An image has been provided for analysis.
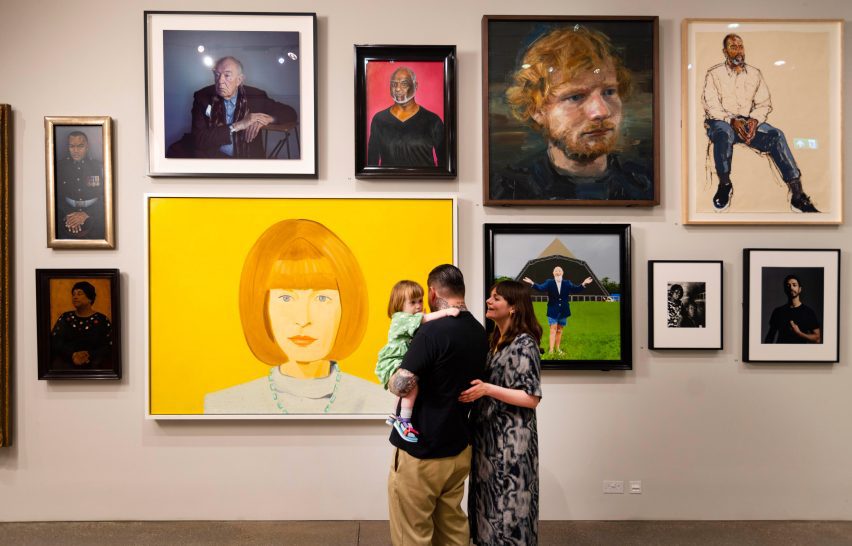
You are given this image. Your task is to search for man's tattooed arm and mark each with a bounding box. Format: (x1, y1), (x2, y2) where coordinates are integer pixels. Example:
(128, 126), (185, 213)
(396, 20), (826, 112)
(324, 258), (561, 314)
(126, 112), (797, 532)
(388, 368), (419, 397)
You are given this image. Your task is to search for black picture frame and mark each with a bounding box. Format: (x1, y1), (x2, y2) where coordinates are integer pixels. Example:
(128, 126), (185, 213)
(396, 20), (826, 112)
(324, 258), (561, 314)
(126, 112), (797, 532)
(482, 15), (659, 206)
(354, 44), (457, 179)
(144, 11), (318, 178)
(36, 269), (121, 380)
(0, 105), (11, 446)
(743, 249), (840, 363)
(484, 223), (631, 371)
(648, 260), (723, 350)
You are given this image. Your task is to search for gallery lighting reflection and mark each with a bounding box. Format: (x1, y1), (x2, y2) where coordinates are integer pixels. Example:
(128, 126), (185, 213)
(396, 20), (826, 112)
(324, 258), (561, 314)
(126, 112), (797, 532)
(728, 23), (740, 29)
(278, 57), (285, 64)
(197, 45), (205, 53)
(288, 52), (298, 61)
(203, 55), (213, 67)
(774, 60), (786, 66)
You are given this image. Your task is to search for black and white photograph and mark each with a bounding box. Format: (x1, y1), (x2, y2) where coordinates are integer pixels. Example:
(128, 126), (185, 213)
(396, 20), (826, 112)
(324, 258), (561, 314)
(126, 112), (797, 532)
(649, 261), (722, 350)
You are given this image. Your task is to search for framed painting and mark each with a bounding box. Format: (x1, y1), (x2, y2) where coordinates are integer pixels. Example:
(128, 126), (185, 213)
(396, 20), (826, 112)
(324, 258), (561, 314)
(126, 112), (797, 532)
(743, 249), (840, 363)
(144, 11), (317, 177)
(483, 223), (631, 371)
(482, 16), (659, 206)
(648, 260), (723, 350)
(682, 20), (843, 224)
(36, 269), (121, 380)
(354, 45), (457, 179)
(146, 196), (456, 418)
(0, 105), (10, 446)
(45, 116), (114, 249)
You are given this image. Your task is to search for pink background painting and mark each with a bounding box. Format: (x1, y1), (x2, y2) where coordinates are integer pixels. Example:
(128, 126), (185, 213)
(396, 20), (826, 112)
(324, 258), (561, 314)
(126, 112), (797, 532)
(365, 60), (445, 162)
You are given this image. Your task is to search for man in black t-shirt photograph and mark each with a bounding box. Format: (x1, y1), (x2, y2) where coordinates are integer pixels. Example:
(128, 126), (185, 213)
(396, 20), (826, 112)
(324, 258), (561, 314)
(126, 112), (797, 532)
(386, 264), (488, 545)
(764, 274), (822, 344)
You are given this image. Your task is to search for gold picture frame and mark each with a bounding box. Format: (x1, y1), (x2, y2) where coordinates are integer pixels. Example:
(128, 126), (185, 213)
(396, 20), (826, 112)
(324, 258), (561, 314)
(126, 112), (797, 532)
(0, 105), (11, 446)
(45, 116), (115, 248)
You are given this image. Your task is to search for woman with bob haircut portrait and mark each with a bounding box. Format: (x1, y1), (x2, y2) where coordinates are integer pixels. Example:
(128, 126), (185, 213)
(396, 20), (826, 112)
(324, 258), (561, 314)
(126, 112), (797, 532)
(204, 219), (390, 414)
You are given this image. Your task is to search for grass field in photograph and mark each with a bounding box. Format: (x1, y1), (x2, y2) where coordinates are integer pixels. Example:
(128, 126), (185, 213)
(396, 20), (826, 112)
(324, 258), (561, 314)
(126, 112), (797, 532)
(533, 301), (621, 360)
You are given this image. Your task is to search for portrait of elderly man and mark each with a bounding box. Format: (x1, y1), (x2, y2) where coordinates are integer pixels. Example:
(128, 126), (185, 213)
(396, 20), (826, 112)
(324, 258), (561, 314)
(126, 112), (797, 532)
(367, 66), (446, 167)
(169, 56), (297, 159)
(703, 34), (818, 213)
(489, 25), (653, 202)
(55, 130), (105, 240)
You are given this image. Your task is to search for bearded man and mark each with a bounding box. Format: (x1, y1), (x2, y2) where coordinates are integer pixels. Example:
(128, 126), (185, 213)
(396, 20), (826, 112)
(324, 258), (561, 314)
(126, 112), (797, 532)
(490, 25), (652, 201)
(367, 66), (446, 167)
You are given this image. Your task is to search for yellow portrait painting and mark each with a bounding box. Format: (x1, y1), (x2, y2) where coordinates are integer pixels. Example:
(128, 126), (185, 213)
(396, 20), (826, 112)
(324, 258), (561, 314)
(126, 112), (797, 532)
(147, 197), (456, 417)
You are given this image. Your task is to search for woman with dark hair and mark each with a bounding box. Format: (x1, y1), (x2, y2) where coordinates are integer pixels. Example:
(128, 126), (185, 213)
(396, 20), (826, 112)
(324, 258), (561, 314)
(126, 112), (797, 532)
(460, 280), (543, 545)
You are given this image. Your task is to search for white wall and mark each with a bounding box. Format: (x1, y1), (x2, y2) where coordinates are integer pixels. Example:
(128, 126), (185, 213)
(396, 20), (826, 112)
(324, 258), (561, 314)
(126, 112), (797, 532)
(1, 0), (850, 521)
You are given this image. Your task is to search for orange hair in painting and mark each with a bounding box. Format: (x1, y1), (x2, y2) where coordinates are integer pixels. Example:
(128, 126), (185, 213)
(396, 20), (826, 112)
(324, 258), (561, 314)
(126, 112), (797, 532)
(239, 219), (368, 365)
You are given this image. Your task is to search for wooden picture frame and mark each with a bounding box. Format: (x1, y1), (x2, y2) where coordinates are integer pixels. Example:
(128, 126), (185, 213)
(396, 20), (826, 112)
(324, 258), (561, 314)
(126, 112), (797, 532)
(682, 19), (843, 224)
(45, 116), (114, 249)
(484, 223), (632, 371)
(144, 11), (317, 177)
(482, 15), (659, 206)
(743, 249), (840, 363)
(0, 105), (11, 446)
(648, 260), (723, 350)
(36, 269), (122, 380)
(354, 45), (457, 179)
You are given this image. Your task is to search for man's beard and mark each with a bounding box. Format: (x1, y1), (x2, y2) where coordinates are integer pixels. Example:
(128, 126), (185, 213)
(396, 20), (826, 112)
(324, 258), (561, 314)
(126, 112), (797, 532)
(393, 90), (415, 105)
(728, 54), (745, 66)
(551, 121), (618, 163)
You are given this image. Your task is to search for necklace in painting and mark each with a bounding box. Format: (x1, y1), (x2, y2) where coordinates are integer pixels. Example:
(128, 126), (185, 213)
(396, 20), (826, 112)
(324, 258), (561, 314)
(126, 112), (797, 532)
(267, 367), (341, 414)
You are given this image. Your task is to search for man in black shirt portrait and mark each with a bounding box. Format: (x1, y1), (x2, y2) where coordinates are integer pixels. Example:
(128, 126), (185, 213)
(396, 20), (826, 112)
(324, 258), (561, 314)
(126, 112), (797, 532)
(367, 66), (446, 167)
(764, 274), (822, 344)
(386, 264), (487, 546)
(55, 131), (105, 240)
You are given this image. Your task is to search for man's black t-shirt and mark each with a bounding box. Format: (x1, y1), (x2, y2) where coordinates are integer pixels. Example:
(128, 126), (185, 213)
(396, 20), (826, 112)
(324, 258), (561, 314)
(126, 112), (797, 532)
(767, 304), (821, 343)
(389, 311), (487, 459)
(366, 107), (446, 167)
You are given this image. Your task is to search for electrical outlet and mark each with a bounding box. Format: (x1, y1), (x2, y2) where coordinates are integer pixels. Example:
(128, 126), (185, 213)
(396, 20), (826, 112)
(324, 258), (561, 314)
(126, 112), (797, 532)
(630, 480), (642, 494)
(603, 480), (624, 494)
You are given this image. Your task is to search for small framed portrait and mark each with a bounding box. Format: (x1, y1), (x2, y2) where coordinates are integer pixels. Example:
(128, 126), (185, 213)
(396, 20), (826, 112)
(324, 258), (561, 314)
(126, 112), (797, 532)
(36, 269), (121, 380)
(484, 223), (631, 371)
(144, 11), (317, 177)
(682, 20), (843, 225)
(0, 105), (10, 446)
(45, 116), (114, 249)
(743, 249), (840, 363)
(482, 16), (659, 206)
(354, 45), (457, 179)
(648, 260), (723, 350)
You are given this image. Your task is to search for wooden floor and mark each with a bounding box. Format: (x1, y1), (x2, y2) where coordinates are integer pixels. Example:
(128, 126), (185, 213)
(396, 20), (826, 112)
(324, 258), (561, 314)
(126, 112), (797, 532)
(0, 520), (851, 545)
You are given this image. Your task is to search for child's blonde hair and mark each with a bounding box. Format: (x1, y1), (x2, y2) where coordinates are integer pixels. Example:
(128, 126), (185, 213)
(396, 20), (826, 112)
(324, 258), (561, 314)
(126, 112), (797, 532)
(387, 280), (424, 317)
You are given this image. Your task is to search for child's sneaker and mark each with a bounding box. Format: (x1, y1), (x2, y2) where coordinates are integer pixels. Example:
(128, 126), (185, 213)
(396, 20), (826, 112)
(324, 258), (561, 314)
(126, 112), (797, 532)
(392, 419), (419, 443)
(386, 414), (397, 426)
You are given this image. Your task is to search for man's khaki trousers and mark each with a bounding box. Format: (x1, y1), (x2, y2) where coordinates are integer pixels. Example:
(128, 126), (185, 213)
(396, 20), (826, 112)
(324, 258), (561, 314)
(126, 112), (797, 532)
(387, 445), (472, 546)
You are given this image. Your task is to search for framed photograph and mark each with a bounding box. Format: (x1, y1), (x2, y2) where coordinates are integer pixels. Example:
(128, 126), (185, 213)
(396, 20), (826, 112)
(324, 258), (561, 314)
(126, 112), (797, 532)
(354, 45), (457, 179)
(743, 249), (840, 363)
(482, 16), (659, 206)
(648, 260), (723, 350)
(484, 223), (631, 371)
(144, 11), (317, 177)
(0, 105), (11, 446)
(45, 116), (114, 249)
(36, 269), (121, 380)
(682, 20), (843, 224)
(147, 196), (456, 418)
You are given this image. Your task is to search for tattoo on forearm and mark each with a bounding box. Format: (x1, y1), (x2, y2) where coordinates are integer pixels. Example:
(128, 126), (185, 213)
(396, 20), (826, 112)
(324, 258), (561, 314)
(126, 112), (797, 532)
(389, 369), (418, 396)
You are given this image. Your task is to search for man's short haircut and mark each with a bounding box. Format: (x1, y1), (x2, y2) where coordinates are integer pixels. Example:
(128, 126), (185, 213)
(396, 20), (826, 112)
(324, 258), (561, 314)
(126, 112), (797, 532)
(390, 66), (417, 86)
(723, 33), (742, 49)
(783, 274), (802, 287)
(215, 56), (244, 74)
(67, 131), (88, 143)
(668, 284), (684, 296)
(72, 281), (96, 303)
(427, 264), (465, 298)
(505, 25), (632, 130)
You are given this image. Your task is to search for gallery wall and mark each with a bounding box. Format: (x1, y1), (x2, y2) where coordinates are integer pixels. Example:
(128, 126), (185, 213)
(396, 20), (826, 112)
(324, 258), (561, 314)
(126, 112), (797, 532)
(1, 0), (850, 521)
